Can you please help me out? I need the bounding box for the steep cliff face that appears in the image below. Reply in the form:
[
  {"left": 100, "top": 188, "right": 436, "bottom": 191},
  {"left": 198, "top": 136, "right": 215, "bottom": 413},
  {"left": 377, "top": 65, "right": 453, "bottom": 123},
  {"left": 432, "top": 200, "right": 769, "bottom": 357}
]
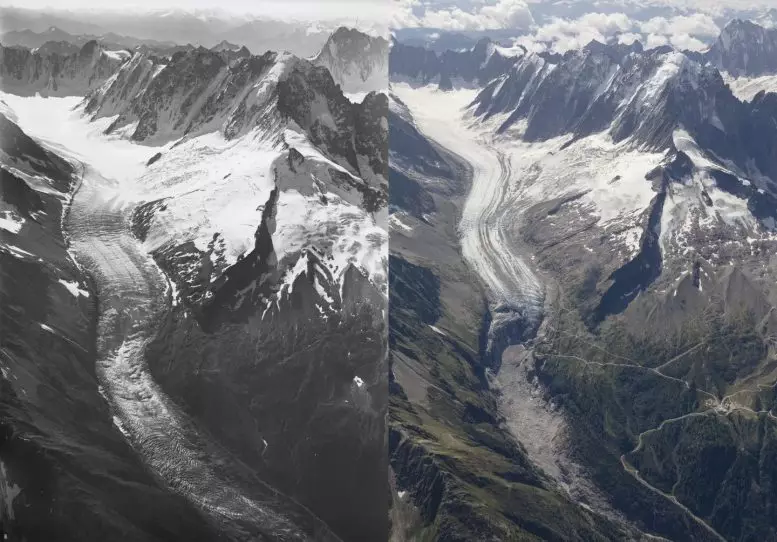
[
  {"left": 707, "top": 19, "right": 777, "bottom": 77},
  {"left": 107, "top": 42, "right": 388, "bottom": 542},
  {"left": 313, "top": 27, "right": 388, "bottom": 94},
  {"left": 0, "top": 40, "right": 127, "bottom": 96},
  {"left": 389, "top": 36, "right": 522, "bottom": 89}
]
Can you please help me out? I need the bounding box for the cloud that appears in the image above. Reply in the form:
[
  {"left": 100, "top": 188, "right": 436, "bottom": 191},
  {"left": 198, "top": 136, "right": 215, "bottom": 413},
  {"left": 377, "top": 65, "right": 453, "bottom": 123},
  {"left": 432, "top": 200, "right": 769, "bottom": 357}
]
[
  {"left": 509, "top": 9, "right": 722, "bottom": 54},
  {"left": 617, "top": 32, "right": 642, "bottom": 45},
  {"left": 2, "top": 0, "right": 392, "bottom": 21},
  {"left": 670, "top": 33, "right": 708, "bottom": 51},
  {"left": 640, "top": 14, "right": 720, "bottom": 39},
  {"left": 632, "top": 0, "right": 777, "bottom": 18},
  {"left": 514, "top": 34, "right": 547, "bottom": 53},
  {"left": 394, "top": 0, "right": 535, "bottom": 31},
  {"left": 393, "top": 0, "right": 729, "bottom": 54},
  {"left": 645, "top": 33, "right": 669, "bottom": 49},
  {"left": 635, "top": 14, "right": 720, "bottom": 51},
  {"left": 520, "top": 12, "right": 635, "bottom": 52},
  {"left": 480, "top": 0, "right": 535, "bottom": 29}
]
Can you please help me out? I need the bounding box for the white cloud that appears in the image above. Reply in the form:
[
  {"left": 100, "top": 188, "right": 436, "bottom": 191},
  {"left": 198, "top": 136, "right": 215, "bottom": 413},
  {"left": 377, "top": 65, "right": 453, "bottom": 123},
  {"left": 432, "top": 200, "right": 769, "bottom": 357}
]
[
  {"left": 480, "top": 0, "right": 535, "bottom": 29},
  {"left": 617, "top": 32, "right": 641, "bottom": 45},
  {"left": 635, "top": 0, "right": 777, "bottom": 18},
  {"left": 645, "top": 33, "right": 669, "bottom": 49},
  {"left": 512, "top": 10, "right": 721, "bottom": 54},
  {"left": 519, "top": 12, "right": 635, "bottom": 53},
  {"left": 392, "top": 0, "right": 730, "bottom": 53},
  {"left": 395, "top": 0, "right": 534, "bottom": 31},
  {"left": 514, "top": 34, "right": 547, "bottom": 53},
  {"left": 640, "top": 14, "right": 720, "bottom": 39},
  {"left": 1, "top": 0, "right": 391, "bottom": 21},
  {"left": 670, "top": 33, "right": 708, "bottom": 51},
  {"left": 576, "top": 12, "right": 633, "bottom": 34}
]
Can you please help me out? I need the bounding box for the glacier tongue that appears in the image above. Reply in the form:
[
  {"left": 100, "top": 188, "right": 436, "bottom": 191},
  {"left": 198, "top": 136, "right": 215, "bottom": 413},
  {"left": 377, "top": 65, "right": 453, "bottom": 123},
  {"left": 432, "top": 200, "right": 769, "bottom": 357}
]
[
  {"left": 2, "top": 91, "right": 345, "bottom": 540},
  {"left": 391, "top": 84, "right": 544, "bottom": 329}
]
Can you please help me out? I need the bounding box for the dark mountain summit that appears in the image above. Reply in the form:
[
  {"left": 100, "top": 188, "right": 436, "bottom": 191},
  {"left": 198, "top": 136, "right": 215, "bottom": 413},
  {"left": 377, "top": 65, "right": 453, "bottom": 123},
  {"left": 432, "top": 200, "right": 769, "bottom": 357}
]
[
  {"left": 0, "top": 39, "right": 126, "bottom": 96},
  {"left": 313, "top": 27, "right": 388, "bottom": 94},
  {"left": 209, "top": 39, "right": 243, "bottom": 52},
  {"left": 389, "top": 36, "right": 523, "bottom": 88},
  {"left": 707, "top": 19, "right": 777, "bottom": 76}
]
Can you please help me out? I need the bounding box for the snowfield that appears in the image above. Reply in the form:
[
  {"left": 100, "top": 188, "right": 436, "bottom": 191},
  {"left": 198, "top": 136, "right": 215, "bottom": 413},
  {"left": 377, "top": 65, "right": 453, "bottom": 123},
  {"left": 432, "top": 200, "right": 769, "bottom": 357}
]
[
  {"left": 723, "top": 72, "right": 777, "bottom": 101},
  {"left": 1, "top": 92, "right": 386, "bottom": 293}
]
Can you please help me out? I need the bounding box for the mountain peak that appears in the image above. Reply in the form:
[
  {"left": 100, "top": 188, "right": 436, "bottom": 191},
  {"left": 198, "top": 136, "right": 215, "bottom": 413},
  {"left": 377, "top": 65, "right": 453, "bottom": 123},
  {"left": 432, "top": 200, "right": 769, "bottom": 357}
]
[
  {"left": 210, "top": 39, "right": 242, "bottom": 53},
  {"left": 708, "top": 19, "right": 777, "bottom": 76},
  {"left": 723, "top": 18, "right": 762, "bottom": 33},
  {"left": 314, "top": 27, "right": 388, "bottom": 94},
  {"left": 79, "top": 39, "right": 101, "bottom": 58},
  {"left": 472, "top": 37, "right": 492, "bottom": 56},
  {"left": 330, "top": 26, "right": 365, "bottom": 40},
  {"left": 322, "top": 26, "right": 388, "bottom": 56}
]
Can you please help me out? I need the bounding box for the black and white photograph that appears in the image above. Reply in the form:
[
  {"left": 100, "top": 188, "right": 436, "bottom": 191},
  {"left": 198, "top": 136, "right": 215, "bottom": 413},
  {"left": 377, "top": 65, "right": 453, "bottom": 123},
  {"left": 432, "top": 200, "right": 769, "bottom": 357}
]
[{"left": 0, "top": 1, "right": 388, "bottom": 541}]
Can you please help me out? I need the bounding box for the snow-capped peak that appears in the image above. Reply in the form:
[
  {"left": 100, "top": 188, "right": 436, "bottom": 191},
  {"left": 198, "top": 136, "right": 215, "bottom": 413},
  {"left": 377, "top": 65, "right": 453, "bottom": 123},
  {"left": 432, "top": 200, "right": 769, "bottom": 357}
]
[
  {"left": 313, "top": 26, "right": 388, "bottom": 94},
  {"left": 708, "top": 19, "right": 777, "bottom": 77}
]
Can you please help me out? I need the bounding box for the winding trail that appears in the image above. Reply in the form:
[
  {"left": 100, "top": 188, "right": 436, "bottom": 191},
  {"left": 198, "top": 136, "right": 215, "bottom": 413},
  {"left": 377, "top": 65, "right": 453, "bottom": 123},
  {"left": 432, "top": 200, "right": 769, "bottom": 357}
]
[{"left": 619, "top": 411, "right": 729, "bottom": 542}]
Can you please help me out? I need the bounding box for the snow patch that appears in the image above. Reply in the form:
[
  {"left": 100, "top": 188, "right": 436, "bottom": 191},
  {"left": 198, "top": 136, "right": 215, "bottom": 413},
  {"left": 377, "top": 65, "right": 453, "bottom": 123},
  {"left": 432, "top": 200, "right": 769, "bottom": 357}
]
[
  {"left": 344, "top": 91, "right": 368, "bottom": 103},
  {"left": 429, "top": 325, "right": 448, "bottom": 337},
  {"left": 0, "top": 212, "right": 24, "bottom": 234},
  {"left": 724, "top": 72, "right": 777, "bottom": 101},
  {"left": 0, "top": 242, "right": 35, "bottom": 260},
  {"left": 58, "top": 278, "right": 90, "bottom": 298},
  {"left": 389, "top": 212, "right": 413, "bottom": 233},
  {"left": 0, "top": 460, "right": 21, "bottom": 521},
  {"left": 103, "top": 50, "right": 131, "bottom": 62}
]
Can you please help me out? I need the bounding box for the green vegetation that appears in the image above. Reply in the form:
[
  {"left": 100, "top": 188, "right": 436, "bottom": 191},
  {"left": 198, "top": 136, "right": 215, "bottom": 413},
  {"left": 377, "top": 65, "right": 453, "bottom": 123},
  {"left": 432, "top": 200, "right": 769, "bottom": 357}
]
[
  {"left": 532, "top": 286, "right": 777, "bottom": 541},
  {"left": 389, "top": 256, "right": 631, "bottom": 541}
]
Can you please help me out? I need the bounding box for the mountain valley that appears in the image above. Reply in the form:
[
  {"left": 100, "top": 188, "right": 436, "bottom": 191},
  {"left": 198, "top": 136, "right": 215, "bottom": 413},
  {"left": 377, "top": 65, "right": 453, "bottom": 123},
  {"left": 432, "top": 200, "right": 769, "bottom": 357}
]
[
  {"left": 1, "top": 27, "right": 388, "bottom": 542},
  {"left": 389, "top": 18, "right": 777, "bottom": 542}
]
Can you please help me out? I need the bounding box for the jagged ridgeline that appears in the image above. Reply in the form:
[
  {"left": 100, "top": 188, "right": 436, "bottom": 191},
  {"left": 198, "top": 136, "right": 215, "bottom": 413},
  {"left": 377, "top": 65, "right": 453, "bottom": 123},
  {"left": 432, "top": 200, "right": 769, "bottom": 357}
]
[
  {"left": 390, "top": 18, "right": 777, "bottom": 542},
  {"left": 1, "top": 27, "right": 388, "bottom": 542}
]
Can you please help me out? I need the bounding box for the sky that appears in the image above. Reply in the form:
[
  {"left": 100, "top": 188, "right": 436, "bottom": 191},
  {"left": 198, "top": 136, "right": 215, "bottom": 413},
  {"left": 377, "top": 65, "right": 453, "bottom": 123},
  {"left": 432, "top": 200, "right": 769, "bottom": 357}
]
[
  {"left": 390, "top": 0, "right": 777, "bottom": 52},
  {"left": 2, "top": 0, "right": 776, "bottom": 50},
  {"left": 0, "top": 0, "right": 391, "bottom": 22}
]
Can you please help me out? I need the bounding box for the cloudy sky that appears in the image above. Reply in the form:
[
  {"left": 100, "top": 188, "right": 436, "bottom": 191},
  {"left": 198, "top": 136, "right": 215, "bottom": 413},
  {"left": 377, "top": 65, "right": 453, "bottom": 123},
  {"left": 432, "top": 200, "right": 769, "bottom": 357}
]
[
  {"left": 391, "top": 0, "right": 777, "bottom": 52},
  {"left": 0, "top": 0, "right": 390, "bottom": 23},
  {"left": 2, "top": 0, "right": 776, "bottom": 49}
]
